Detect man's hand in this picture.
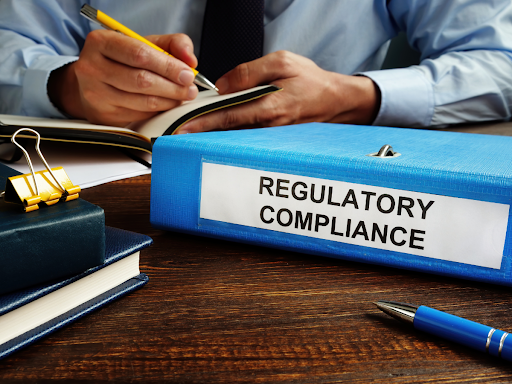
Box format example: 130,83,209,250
48,31,199,126
174,51,380,134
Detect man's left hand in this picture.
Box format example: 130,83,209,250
174,50,380,134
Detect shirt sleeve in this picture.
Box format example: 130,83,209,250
0,0,88,118
361,0,512,127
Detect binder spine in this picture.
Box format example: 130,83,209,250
150,125,512,286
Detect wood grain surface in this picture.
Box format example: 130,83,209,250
1,122,512,383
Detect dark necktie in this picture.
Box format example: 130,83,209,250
198,0,264,84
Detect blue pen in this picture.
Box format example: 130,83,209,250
375,300,512,361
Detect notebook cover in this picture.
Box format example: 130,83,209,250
0,162,105,295
0,274,148,360
0,226,152,315
150,123,512,286
0,226,152,359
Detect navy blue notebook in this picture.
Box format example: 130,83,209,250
0,162,105,295
151,123,512,286
0,226,152,360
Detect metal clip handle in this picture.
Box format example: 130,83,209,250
11,128,67,195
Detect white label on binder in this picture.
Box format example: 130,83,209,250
200,163,510,269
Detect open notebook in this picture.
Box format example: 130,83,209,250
0,85,280,188
0,85,279,154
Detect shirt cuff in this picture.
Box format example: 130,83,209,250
360,67,434,128
22,55,78,118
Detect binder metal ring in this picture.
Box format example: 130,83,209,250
367,144,401,158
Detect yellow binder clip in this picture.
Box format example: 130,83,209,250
3,128,81,212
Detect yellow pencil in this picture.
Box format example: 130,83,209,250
80,4,218,92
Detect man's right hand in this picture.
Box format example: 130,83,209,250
48,30,199,126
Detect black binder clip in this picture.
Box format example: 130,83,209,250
2,128,81,212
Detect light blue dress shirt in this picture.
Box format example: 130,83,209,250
0,0,511,127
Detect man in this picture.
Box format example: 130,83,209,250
0,0,511,134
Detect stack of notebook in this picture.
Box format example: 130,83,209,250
0,162,152,359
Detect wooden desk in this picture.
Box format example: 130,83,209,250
2,123,512,383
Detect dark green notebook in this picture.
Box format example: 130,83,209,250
0,163,105,295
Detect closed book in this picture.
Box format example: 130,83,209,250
151,123,512,286
0,163,105,295
0,226,152,360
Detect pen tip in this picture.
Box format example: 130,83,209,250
372,300,417,324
